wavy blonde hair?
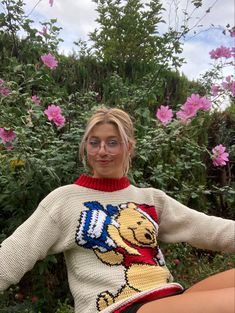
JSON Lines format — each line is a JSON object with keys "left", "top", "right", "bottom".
{"left": 80, "top": 107, "right": 136, "bottom": 175}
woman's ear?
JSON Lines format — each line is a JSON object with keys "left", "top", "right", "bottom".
{"left": 127, "top": 142, "right": 133, "bottom": 155}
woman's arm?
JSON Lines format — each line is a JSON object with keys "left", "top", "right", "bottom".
{"left": 156, "top": 192, "right": 235, "bottom": 253}
{"left": 0, "top": 203, "right": 65, "bottom": 291}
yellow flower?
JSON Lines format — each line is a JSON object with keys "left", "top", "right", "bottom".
{"left": 10, "top": 159, "right": 25, "bottom": 170}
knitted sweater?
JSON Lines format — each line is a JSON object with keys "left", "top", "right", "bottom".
{"left": 0, "top": 175, "right": 234, "bottom": 313}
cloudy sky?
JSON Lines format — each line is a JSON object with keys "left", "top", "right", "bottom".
{"left": 2, "top": 0, "right": 235, "bottom": 80}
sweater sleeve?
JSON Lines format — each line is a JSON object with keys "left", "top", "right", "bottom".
{"left": 156, "top": 192, "right": 235, "bottom": 253}
{"left": 0, "top": 203, "right": 66, "bottom": 292}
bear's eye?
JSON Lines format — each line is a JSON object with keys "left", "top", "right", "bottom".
{"left": 141, "top": 216, "right": 146, "bottom": 220}
{"left": 137, "top": 221, "right": 142, "bottom": 225}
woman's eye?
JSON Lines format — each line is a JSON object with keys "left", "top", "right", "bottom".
{"left": 89, "top": 141, "right": 99, "bottom": 147}
{"left": 108, "top": 140, "right": 118, "bottom": 146}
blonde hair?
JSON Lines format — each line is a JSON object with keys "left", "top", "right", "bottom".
{"left": 80, "top": 107, "right": 136, "bottom": 175}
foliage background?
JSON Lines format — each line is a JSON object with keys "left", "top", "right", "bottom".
{"left": 0, "top": 0, "right": 234, "bottom": 312}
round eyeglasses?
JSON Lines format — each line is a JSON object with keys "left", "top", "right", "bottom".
{"left": 86, "top": 139, "right": 123, "bottom": 155}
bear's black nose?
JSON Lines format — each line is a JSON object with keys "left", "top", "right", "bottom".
{"left": 145, "top": 233, "right": 152, "bottom": 240}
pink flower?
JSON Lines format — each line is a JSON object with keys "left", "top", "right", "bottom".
{"left": 31, "top": 95, "right": 41, "bottom": 105}
{"left": 44, "top": 104, "right": 65, "bottom": 127}
{"left": 156, "top": 105, "right": 173, "bottom": 125}
{"left": 41, "top": 53, "right": 58, "bottom": 69}
{"left": 176, "top": 93, "right": 211, "bottom": 123}
{"left": 231, "top": 47, "right": 235, "bottom": 58}
{"left": 211, "top": 85, "right": 221, "bottom": 96}
{"left": 212, "top": 144, "right": 229, "bottom": 167}
{"left": 184, "top": 94, "right": 203, "bottom": 111}
{"left": 53, "top": 114, "right": 65, "bottom": 126}
{"left": 0, "top": 128, "right": 16, "bottom": 144}
{"left": 49, "top": 0, "right": 54, "bottom": 7}
{"left": 229, "top": 30, "right": 235, "bottom": 37}
{"left": 176, "top": 105, "right": 197, "bottom": 124}
{"left": 230, "top": 81, "right": 235, "bottom": 96}
{"left": 38, "top": 26, "right": 48, "bottom": 36}
{"left": 0, "top": 79, "right": 4, "bottom": 86}
{"left": 0, "top": 86, "right": 11, "bottom": 96}
{"left": 209, "top": 46, "right": 232, "bottom": 59}
{"left": 199, "top": 96, "right": 212, "bottom": 111}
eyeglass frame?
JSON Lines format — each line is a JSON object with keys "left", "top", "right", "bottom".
{"left": 86, "top": 137, "right": 124, "bottom": 155}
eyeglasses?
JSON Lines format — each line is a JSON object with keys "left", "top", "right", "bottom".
{"left": 86, "top": 138, "right": 123, "bottom": 155}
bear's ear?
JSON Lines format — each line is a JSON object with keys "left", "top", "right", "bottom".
{"left": 119, "top": 202, "right": 136, "bottom": 210}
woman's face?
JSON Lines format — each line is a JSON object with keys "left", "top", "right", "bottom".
{"left": 86, "top": 123, "right": 127, "bottom": 179}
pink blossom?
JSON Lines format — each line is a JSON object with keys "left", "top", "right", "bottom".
{"left": 199, "top": 96, "right": 212, "bottom": 111}
{"left": 0, "top": 79, "right": 4, "bottom": 86}
{"left": 0, "top": 128, "right": 16, "bottom": 144}
{"left": 176, "top": 93, "right": 211, "bottom": 123}
{"left": 49, "top": 0, "right": 54, "bottom": 7}
{"left": 211, "top": 85, "right": 221, "bottom": 96}
{"left": 229, "top": 30, "right": 235, "bottom": 37}
{"left": 31, "top": 95, "right": 41, "bottom": 105}
{"left": 231, "top": 47, "right": 235, "bottom": 57}
{"left": 41, "top": 53, "right": 58, "bottom": 69}
{"left": 176, "top": 106, "right": 196, "bottom": 124}
{"left": 230, "top": 81, "right": 235, "bottom": 96}
{"left": 44, "top": 104, "right": 65, "bottom": 127}
{"left": 184, "top": 94, "right": 203, "bottom": 111}
{"left": 212, "top": 144, "right": 229, "bottom": 167}
{"left": 53, "top": 114, "right": 65, "bottom": 126}
{"left": 38, "top": 26, "right": 48, "bottom": 36}
{"left": 209, "top": 46, "right": 232, "bottom": 59}
{"left": 221, "top": 76, "right": 232, "bottom": 90}
{"left": 156, "top": 105, "right": 173, "bottom": 125}
{"left": 0, "top": 86, "right": 11, "bottom": 96}
{"left": 44, "top": 104, "right": 61, "bottom": 120}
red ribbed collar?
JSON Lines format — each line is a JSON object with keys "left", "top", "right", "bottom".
{"left": 73, "top": 174, "right": 130, "bottom": 192}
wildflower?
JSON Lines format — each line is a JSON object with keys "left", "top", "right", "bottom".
{"left": 38, "top": 26, "right": 48, "bottom": 36}
{"left": 10, "top": 159, "right": 25, "bottom": 170}
{"left": 229, "top": 28, "right": 235, "bottom": 37}
{"left": 41, "top": 53, "right": 58, "bottom": 69}
{"left": 176, "top": 105, "right": 197, "bottom": 124}
{"left": 156, "top": 105, "right": 173, "bottom": 126}
{"left": 199, "top": 96, "right": 212, "bottom": 111}
{"left": 185, "top": 93, "right": 207, "bottom": 111}
{"left": 31, "top": 95, "right": 41, "bottom": 105}
{"left": 212, "top": 144, "right": 229, "bottom": 167}
{"left": 209, "top": 46, "right": 232, "bottom": 59}
{"left": 211, "top": 85, "right": 221, "bottom": 96}
{"left": 44, "top": 104, "right": 65, "bottom": 127}
{"left": 0, "top": 79, "right": 4, "bottom": 86}
{"left": 0, "top": 128, "right": 16, "bottom": 144}
{"left": 53, "top": 114, "right": 65, "bottom": 127}
{"left": 49, "top": 0, "right": 54, "bottom": 7}
{"left": 231, "top": 47, "right": 235, "bottom": 58}
{"left": 230, "top": 81, "right": 235, "bottom": 96}
{"left": 0, "top": 86, "right": 11, "bottom": 96}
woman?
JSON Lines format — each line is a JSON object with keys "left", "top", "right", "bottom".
{"left": 0, "top": 107, "right": 234, "bottom": 313}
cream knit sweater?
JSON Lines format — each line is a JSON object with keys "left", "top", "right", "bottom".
{"left": 0, "top": 175, "right": 234, "bottom": 313}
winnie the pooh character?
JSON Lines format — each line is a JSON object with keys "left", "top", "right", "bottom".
{"left": 75, "top": 201, "right": 171, "bottom": 311}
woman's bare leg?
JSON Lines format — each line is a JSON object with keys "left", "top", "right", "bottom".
{"left": 138, "top": 288, "right": 234, "bottom": 313}
{"left": 138, "top": 270, "right": 235, "bottom": 313}
{"left": 185, "top": 269, "right": 235, "bottom": 292}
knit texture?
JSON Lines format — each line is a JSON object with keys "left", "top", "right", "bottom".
{"left": 0, "top": 175, "right": 234, "bottom": 313}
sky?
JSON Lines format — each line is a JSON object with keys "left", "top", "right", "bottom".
{"left": 2, "top": 0, "right": 235, "bottom": 81}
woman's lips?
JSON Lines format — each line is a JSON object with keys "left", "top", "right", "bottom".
{"left": 96, "top": 160, "right": 112, "bottom": 166}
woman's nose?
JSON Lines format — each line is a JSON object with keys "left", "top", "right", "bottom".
{"left": 98, "top": 143, "right": 107, "bottom": 155}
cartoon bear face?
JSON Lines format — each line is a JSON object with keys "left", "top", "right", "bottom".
{"left": 116, "top": 203, "right": 158, "bottom": 248}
